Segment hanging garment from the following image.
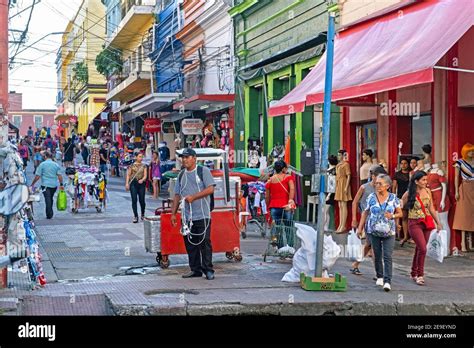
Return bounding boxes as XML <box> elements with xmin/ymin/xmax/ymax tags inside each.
<box><xmin>254</xmin><ymin>192</ymin><xmax>261</xmax><ymax>208</ymax></box>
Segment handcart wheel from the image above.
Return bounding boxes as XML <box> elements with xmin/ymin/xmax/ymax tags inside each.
<box><xmin>225</xmin><ymin>252</ymin><xmax>234</xmax><ymax>260</ymax></box>
<box><xmin>234</xmin><ymin>254</ymin><xmax>243</xmax><ymax>262</ymax></box>
<box><xmin>160</xmin><ymin>255</ymin><xmax>170</xmax><ymax>269</ymax></box>
<box><xmin>156</xmin><ymin>252</ymin><xmax>162</xmax><ymax>263</ymax></box>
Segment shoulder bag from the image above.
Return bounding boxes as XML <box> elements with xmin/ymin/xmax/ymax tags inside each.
<box><xmin>416</xmin><ymin>195</ymin><xmax>436</xmax><ymax>230</ymax></box>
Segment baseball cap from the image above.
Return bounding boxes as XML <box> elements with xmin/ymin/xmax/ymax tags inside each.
<box><xmin>179</xmin><ymin>148</ymin><xmax>197</xmax><ymax>157</ymax></box>
<box><xmin>369</xmin><ymin>164</ymin><xmax>386</xmax><ymax>176</ymax></box>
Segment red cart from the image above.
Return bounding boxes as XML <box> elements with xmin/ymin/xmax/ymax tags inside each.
<box><xmin>151</xmin><ymin>149</ymin><xmax>243</xmax><ymax>269</ymax></box>
<box><xmin>156</xmin><ymin>209</ymin><xmax>242</xmax><ymax>268</ymax></box>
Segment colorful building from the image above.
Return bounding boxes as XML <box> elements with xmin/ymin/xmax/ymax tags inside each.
<box><xmin>270</xmin><ymin>0</ymin><xmax>474</xmax><ymax>246</ymax></box>
<box><xmin>101</xmin><ymin>0</ymin><xmax>156</xmax><ymax>139</ymax></box>
<box><xmin>56</xmin><ymin>0</ymin><xmax>108</xmax><ymax>136</ymax></box>
<box><xmin>172</xmin><ymin>0</ymin><xmax>235</xmax><ymax>157</ymax></box>
<box><xmin>230</xmin><ymin>0</ymin><xmax>335</xmax><ymax>169</ymax></box>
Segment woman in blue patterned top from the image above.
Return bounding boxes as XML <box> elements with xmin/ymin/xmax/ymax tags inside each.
<box><xmin>358</xmin><ymin>174</ymin><xmax>403</xmax><ymax>292</ymax></box>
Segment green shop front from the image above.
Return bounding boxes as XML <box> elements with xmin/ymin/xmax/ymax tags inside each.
<box><xmin>231</xmin><ymin>0</ymin><xmax>341</xmax><ymax>222</ymax></box>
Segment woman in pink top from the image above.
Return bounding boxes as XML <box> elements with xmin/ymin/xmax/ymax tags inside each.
<box><xmin>18</xmin><ymin>140</ymin><xmax>29</xmax><ymax>169</ymax></box>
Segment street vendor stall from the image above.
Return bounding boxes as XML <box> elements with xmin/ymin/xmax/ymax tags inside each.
<box><xmin>65</xmin><ymin>165</ymin><xmax>107</xmax><ymax>213</ymax></box>
<box><xmin>144</xmin><ymin>149</ymin><xmax>243</xmax><ymax>268</ymax></box>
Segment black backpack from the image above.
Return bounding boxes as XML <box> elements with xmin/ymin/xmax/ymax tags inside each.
<box><xmin>178</xmin><ymin>166</ymin><xmax>214</xmax><ymax>211</ymax></box>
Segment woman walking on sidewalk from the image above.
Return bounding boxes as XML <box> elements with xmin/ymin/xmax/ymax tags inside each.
<box><xmin>150</xmin><ymin>151</ymin><xmax>161</xmax><ymax>199</ymax></box>
<box><xmin>358</xmin><ymin>174</ymin><xmax>402</xmax><ymax>292</ymax></box>
<box><xmin>402</xmin><ymin>171</ymin><xmax>443</xmax><ymax>286</ymax></box>
<box><xmin>126</xmin><ymin>153</ymin><xmax>148</xmax><ymax>223</ymax></box>
<box><xmin>350</xmin><ymin>165</ymin><xmax>387</xmax><ymax>275</ymax></box>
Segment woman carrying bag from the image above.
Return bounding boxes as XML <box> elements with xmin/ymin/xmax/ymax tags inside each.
<box><xmin>402</xmin><ymin>171</ymin><xmax>443</xmax><ymax>286</ymax></box>
<box><xmin>265</xmin><ymin>160</ymin><xmax>295</xmax><ymax>247</ymax></box>
<box><xmin>358</xmin><ymin>174</ymin><xmax>402</xmax><ymax>292</ymax></box>
<box><xmin>125</xmin><ymin>153</ymin><xmax>148</xmax><ymax>223</ymax></box>
<box><xmin>265</xmin><ymin>160</ymin><xmax>296</xmax><ymax>222</ymax></box>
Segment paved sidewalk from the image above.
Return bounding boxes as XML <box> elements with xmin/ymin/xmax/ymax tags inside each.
<box><xmin>1</xmin><ymin>162</ymin><xmax>474</xmax><ymax>316</ymax></box>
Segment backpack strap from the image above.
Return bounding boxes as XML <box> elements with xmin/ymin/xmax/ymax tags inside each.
<box><xmin>177</xmin><ymin>169</ymin><xmax>185</xmax><ymax>191</ymax></box>
<box><xmin>197</xmin><ymin>165</ymin><xmax>205</xmax><ymax>189</ymax></box>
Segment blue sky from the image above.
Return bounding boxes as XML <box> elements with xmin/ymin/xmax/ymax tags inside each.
<box><xmin>8</xmin><ymin>0</ymin><xmax>82</xmax><ymax>109</ymax></box>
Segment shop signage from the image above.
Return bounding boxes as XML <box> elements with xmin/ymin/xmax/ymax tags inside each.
<box><xmin>181</xmin><ymin>119</ymin><xmax>203</xmax><ymax>135</ymax></box>
<box><xmin>336</xmin><ymin>95</ymin><xmax>378</xmax><ymax>107</ymax></box>
<box><xmin>144</xmin><ymin>118</ymin><xmax>162</xmax><ymax>133</ymax></box>
<box><xmin>110</xmin><ymin>113</ymin><xmax>120</xmax><ymax>122</ymax></box>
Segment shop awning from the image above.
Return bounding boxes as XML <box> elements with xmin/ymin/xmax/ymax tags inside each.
<box><xmin>269</xmin><ymin>0</ymin><xmax>474</xmax><ymax>117</ymax></box>
<box><xmin>173</xmin><ymin>94</ymin><xmax>235</xmax><ymax>112</ymax></box>
<box><xmin>130</xmin><ymin>93</ymin><xmax>181</xmax><ymax>113</ymax></box>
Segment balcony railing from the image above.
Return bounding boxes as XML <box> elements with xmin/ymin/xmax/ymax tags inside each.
<box><xmin>121</xmin><ymin>0</ymin><xmax>144</xmax><ymax>18</ymax></box>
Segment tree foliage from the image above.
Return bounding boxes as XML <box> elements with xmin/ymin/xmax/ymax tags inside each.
<box><xmin>95</xmin><ymin>47</ymin><xmax>123</xmax><ymax>78</ymax></box>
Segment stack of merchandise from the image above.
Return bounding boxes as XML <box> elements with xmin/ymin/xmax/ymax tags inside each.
<box><xmin>241</xmin><ymin>182</ymin><xmax>268</xmax><ymax>219</ymax></box>
<box><xmin>72</xmin><ymin>165</ymin><xmax>107</xmax><ymax>208</ymax></box>
<box><xmin>89</xmin><ymin>145</ymin><xmax>100</xmax><ymax>168</ymax></box>
<box><xmin>0</xmin><ymin>141</ymin><xmax>45</xmax><ymax>289</ymax></box>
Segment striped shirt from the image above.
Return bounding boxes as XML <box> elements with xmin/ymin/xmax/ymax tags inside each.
<box><xmin>454</xmin><ymin>159</ymin><xmax>474</xmax><ymax>181</ymax></box>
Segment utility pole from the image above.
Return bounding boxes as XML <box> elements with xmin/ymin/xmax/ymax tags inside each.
<box><xmin>315</xmin><ymin>6</ymin><xmax>337</xmax><ymax>277</ymax></box>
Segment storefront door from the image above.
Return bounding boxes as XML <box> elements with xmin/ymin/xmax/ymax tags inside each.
<box><xmin>356</xmin><ymin>122</ymin><xmax>377</xmax><ymax>168</ymax></box>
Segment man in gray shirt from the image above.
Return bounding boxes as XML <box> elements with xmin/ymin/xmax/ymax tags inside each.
<box><xmin>172</xmin><ymin>148</ymin><xmax>216</xmax><ymax>280</ymax></box>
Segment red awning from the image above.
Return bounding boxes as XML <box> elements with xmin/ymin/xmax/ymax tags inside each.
<box><xmin>269</xmin><ymin>0</ymin><xmax>474</xmax><ymax>117</ymax></box>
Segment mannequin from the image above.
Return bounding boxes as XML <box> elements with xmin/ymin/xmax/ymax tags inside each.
<box><xmin>422</xmin><ymin>144</ymin><xmax>433</xmax><ymax>165</ymax></box>
<box><xmin>335</xmin><ymin>149</ymin><xmax>352</xmax><ymax>233</ymax></box>
<box><xmin>427</xmin><ymin>162</ymin><xmax>451</xmax><ymax>255</ymax></box>
<box><xmin>453</xmin><ymin>143</ymin><xmax>474</xmax><ymax>254</ymax></box>
<box><xmin>359</xmin><ymin>149</ymin><xmax>373</xmax><ymax>185</ymax></box>
<box><xmin>324</xmin><ymin>155</ymin><xmax>338</xmax><ymax>232</ymax></box>
<box><xmin>378</xmin><ymin>158</ymin><xmax>388</xmax><ymax>173</ymax></box>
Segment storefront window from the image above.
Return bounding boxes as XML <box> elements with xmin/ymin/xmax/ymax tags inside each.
<box><xmin>412</xmin><ymin>114</ymin><xmax>432</xmax><ymax>155</ymax></box>
<box><xmin>356</xmin><ymin>122</ymin><xmax>377</xmax><ymax>162</ymax></box>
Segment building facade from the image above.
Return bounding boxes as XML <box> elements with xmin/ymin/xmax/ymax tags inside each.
<box><xmin>269</xmin><ymin>0</ymin><xmax>474</xmax><ymax>243</ymax></box>
<box><xmin>172</xmin><ymin>0</ymin><xmax>235</xmax><ymax>157</ymax></box>
<box><xmin>230</xmin><ymin>0</ymin><xmax>336</xmax><ymax>169</ymax></box>
<box><xmin>101</xmin><ymin>0</ymin><xmax>156</xmax><ymax>140</ymax></box>
<box><xmin>56</xmin><ymin>0</ymin><xmax>108</xmax><ymax>136</ymax></box>
<box><xmin>8</xmin><ymin>92</ymin><xmax>56</xmax><ymax>137</ymax></box>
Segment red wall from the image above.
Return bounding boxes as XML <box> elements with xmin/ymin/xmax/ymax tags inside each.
<box><xmin>7</xmin><ymin>112</ymin><xmax>57</xmax><ymax>137</ymax></box>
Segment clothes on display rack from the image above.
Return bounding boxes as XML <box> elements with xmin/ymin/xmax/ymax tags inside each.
<box><xmin>290</xmin><ymin>172</ymin><xmax>303</xmax><ymax>207</ymax></box>
<box><xmin>89</xmin><ymin>146</ymin><xmax>100</xmax><ymax>168</ymax></box>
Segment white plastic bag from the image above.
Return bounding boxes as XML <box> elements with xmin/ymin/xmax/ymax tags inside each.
<box><xmin>437</xmin><ymin>229</ymin><xmax>448</xmax><ymax>257</ymax></box>
<box><xmin>347</xmin><ymin>228</ymin><xmax>364</xmax><ymax>262</ymax></box>
<box><xmin>281</xmin><ymin>249</ymin><xmax>307</xmax><ymax>282</ymax></box>
<box><xmin>427</xmin><ymin>230</ymin><xmax>444</xmax><ymax>263</ymax></box>
<box><xmin>323</xmin><ymin>235</ymin><xmax>341</xmax><ymax>270</ymax></box>
<box><xmin>282</xmin><ymin>224</ymin><xmax>341</xmax><ymax>282</ymax></box>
